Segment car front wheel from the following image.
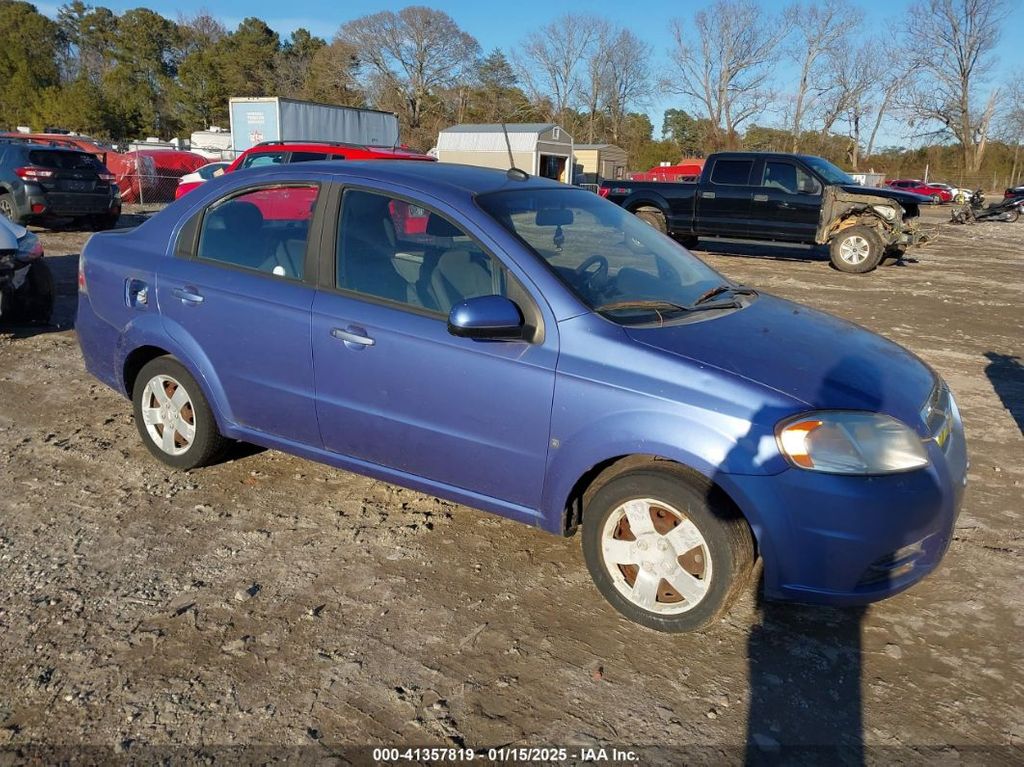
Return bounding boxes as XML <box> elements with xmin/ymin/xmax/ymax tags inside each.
<box><xmin>132</xmin><ymin>357</ymin><xmax>226</xmax><ymax>469</ymax></box>
<box><xmin>830</xmin><ymin>226</ymin><xmax>883</xmax><ymax>273</ymax></box>
<box><xmin>582</xmin><ymin>468</ymin><xmax>754</xmax><ymax>632</ymax></box>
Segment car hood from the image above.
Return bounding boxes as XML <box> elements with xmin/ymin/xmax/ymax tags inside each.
<box><xmin>625</xmin><ymin>294</ymin><xmax>936</xmax><ymax>429</ymax></box>
<box><xmin>838</xmin><ymin>184</ymin><xmax>931</xmax><ymax>207</ymax></box>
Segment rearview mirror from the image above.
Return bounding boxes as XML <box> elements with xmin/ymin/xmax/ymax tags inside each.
<box><xmin>536</xmin><ymin>208</ymin><xmax>574</xmax><ymax>226</ymax></box>
<box><xmin>447</xmin><ymin>295</ymin><xmax>525</xmax><ymax>340</ymax></box>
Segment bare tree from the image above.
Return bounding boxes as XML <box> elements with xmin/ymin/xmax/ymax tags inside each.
<box><xmin>338</xmin><ymin>7</ymin><xmax>480</xmax><ymax>131</ymax></box>
<box><xmin>514</xmin><ymin>14</ymin><xmax>599</xmax><ymax>124</ymax></box>
<box><xmin>602</xmin><ymin>28</ymin><xmax>652</xmax><ymax>144</ymax></box>
<box><xmin>664</xmin><ymin>0</ymin><xmax>786</xmax><ymax>148</ymax></box>
<box><xmin>905</xmin><ymin>0</ymin><xmax>1007</xmax><ymax>172</ymax></box>
<box><xmin>784</xmin><ymin>0</ymin><xmax>860</xmax><ymax>151</ymax></box>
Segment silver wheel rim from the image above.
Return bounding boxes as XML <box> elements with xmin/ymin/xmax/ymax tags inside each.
<box><xmin>838</xmin><ymin>235</ymin><xmax>871</xmax><ymax>264</ymax></box>
<box><xmin>0</xmin><ymin>198</ymin><xmax>13</xmax><ymax>218</ymax></box>
<box><xmin>140</xmin><ymin>374</ymin><xmax>196</xmax><ymax>456</ymax></box>
<box><xmin>600</xmin><ymin>498</ymin><xmax>712</xmax><ymax>615</ymax></box>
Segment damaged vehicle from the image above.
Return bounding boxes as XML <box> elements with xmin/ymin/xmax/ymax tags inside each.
<box><xmin>599</xmin><ymin>152</ymin><xmax>931</xmax><ymax>273</ymax></box>
<box><xmin>0</xmin><ymin>213</ymin><xmax>53</xmax><ymax>324</ymax></box>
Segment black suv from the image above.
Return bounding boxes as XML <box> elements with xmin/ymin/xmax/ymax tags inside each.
<box><xmin>0</xmin><ymin>142</ymin><xmax>121</xmax><ymax>230</ymax></box>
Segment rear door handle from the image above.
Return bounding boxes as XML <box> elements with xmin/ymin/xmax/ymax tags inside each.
<box><xmin>172</xmin><ymin>287</ymin><xmax>204</xmax><ymax>305</ymax></box>
<box><xmin>753</xmin><ymin>194</ymin><xmax>768</xmax><ymax>202</ymax></box>
<box><xmin>700</xmin><ymin>191</ymin><xmax>716</xmax><ymax>199</ymax></box>
<box><xmin>331</xmin><ymin>326</ymin><xmax>375</xmax><ymax>347</ymax></box>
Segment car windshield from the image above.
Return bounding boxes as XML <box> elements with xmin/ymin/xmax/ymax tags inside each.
<box><xmin>28</xmin><ymin>150</ymin><xmax>104</xmax><ymax>171</ymax></box>
<box><xmin>477</xmin><ymin>187</ymin><xmax>729</xmax><ymax>324</ymax></box>
<box><xmin>800</xmin><ymin>156</ymin><xmax>856</xmax><ymax>186</ymax></box>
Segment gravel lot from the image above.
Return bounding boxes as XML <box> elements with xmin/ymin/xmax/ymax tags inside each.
<box><xmin>0</xmin><ymin>205</ymin><xmax>1022</xmax><ymax>761</ymax></box>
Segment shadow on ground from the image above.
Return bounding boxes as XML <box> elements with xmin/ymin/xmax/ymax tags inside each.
<box><xmin>983</xmin><ymin>352</ymin><xmax>1024</xmax><ymax>437</ymax></box>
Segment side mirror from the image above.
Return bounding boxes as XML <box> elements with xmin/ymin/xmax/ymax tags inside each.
<box><xmin>447</xmin><ymin>295</ymin><xmax>525</xmax><ymax>340</ymax></box>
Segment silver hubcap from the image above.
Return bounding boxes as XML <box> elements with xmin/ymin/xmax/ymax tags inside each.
<box><xmin>600</xmin><ymin>498</ymin><xmax>712</xmax><ymax>615</ymax></box>
<box><xmin>838</xmin><ymin>235</ymin><xmax>871</xmax><ymax>264</ymax></box>
<box><xmin>140</xmin><ymin>374</ymin><xmax>196</xmax><ymax>455</ymax></box>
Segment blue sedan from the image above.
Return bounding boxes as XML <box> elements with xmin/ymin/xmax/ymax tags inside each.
<box><xmin>76</xmin><ymin>161</ymin><xmax>967</xmax><ymax>632</ymax></box>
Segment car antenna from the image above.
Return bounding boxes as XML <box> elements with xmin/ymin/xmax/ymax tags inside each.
<box><xmin>502</xmin><ymin>123</ymin><xmax>529</xmax><ymax>181</ymax></box>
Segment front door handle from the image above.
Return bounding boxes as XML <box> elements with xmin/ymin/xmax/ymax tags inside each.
<box><xmin>172</xmin><ymin>287</ymin><xmax>204</xmax><ymax>305</ymax></box>
<box><xmin>331</xmin><ymin>326</ymin><xmax>375</xmax><ymax>347</ymax></box>
<box><xmin>753</xmin><ymin>194</ymin><xmax>769</xmax><ymax>202</ymax></box>
<box><xmin>700</xmin><ymin>191</ymin><xmax>716</xmax><ymax>199</ymax></box>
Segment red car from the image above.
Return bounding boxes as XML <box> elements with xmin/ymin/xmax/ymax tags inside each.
<box><xmin>174</xmin><ymin>140</ymin><xmax>436</xmax><ymax>202</ymax></box>
<box><xmin>885</xmin><ymin>179</ymin><xmax>952</xmax><ymax>204</ymax></box>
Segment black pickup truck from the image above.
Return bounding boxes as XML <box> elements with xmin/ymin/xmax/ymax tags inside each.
<box><xmin>599</xmin><ymin>152</ymin><xmax>931</xmax><ymax>273</ymax></box>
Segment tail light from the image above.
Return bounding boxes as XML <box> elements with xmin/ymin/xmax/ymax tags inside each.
<box><xmin>77</xmin><ymin>255</ymin><xmax>87</xmax><ymax>293</ymax></box>
<box><xmin>14</xmin><ymin>166</ymin><xmax>56</xmax><ymax>181</ymax></box>
<box><xmin>597</xmin><ymin>187</ymin><xmax>610</xmax><ymax>198</ymax></box>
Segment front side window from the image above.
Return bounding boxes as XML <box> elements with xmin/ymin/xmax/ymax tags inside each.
<box><xmin>763</xmin><ymin>162</ymin><xmax>820</xmax><ymax>194</ymax></box>
<box><xmin>336</xmin><ymin>189</ymin><xmax>508</xmax><ymax>314</ymax></box>
<box><xmin>196</xmin><ymin>185</ymin><xmax>318</xmax><ymax>279</ymax></box>
<box><xmin>478</xmin><ymin>188</ymin><xmax>726</xmax><ymax>324</ymax></box>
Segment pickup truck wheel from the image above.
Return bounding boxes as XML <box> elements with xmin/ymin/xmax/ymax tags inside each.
<box><xmin>830</xmin><ymin>226</ymin><xmax>883</xmax><ymax>273</ymax></box>
<box><xmin>132</xmin><ymin>357</ymin><xmax>227</xmax><ymax>470</ymax></box>
<box><xmin>635</xmin><ymin>208</ymin><xmax>667</xmax><ymax>234</ymax></box>
<box><xmin>581</xmin><ymin>468</ymin><xmax>754</xmax><ymax>633</ymax></box>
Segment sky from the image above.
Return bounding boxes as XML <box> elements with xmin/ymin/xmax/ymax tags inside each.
<box><xmin>33</xmin><ymin>0</ymin><xmax>1024</xmax><ymax>149</ymax></box>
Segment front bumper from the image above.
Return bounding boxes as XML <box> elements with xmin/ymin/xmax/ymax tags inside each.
<box><xmin>721</xmin><ymin>415</ymin><xmax>967</xmax><ymax>606</ymax></box>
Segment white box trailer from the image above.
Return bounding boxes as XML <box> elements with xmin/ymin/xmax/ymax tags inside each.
<box><xmin>228</xmin><ymin>98</ymin><xmax>401</xmax><ymax>153</ymax></box>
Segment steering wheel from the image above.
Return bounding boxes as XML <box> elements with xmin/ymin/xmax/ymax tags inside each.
<box><xmin>574</xmin><ymin>254</ymin><xmax>609</xmax><ymax>291</ymax></box>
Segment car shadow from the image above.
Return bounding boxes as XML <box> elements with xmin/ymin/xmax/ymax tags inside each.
<box><xmin>983</xmin><ymin>352</ymin><xmax>1024</xmax><ymax>437</ymax></box>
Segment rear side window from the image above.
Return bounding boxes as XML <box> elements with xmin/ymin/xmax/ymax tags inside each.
<box><xmin>27</xmin><ymin>150</ymin><xmax>103</xmax><ymax>171</ymax></box>
<box><xmin>289</xmin><ymin>152</ymin><xmax>330</xmax><ymax>163</ymax></box>
<box><xmin>241</xmin><ymin>151</ymin><xmax>285</xmax><ymax>169</ymax></box>
<box><xmin>710</xmin><ymin>160</ymin><xmax>753</xmax><ymax>186</ymax></box>
<box><xmin>195</xmin><ymin>185</ymin><xmax>319</xmax><ymax>279</ymax></box>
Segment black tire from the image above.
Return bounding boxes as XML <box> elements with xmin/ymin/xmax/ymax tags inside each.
<box><xmin>829</xmin><ymin>225</ymin><xmax>883</xmax><ymax>273</ymax></box>
<box><xmin>132</xmin><ymin>356</ymin><xmax>227</xmax><ymax>470</ymax></box>
<box><xmin>581</xmin><ymin>467</ymin><xmax>754</xmax><ymax>633</ymax></box>
<box><xmin>8</xmin><ymin>260</ymin><xmax>54</xmax><ymax>324</ymax></box>
<box><xmin>634</xmin><ymin>207</ymin><xmax>668</xmax><ymax>234</ymax></box>
<box><xmin>0</xmin><ymin>193</ymin><xmax>21</xmax><ymax>224</ymax></box>
<box><xmin>1003</xmin><ymin>209</ymin><xmax>1020</xmax><ymax>224</ymax></box>
<box><xmin>675</xmin><ymin>235</ymin><xmax>699</xmax><ymax>250</ymax></box>
<box><xmin>930</xmin><ymin>193</ymin><xmax>941</xmax><ymax>205</ymax></box>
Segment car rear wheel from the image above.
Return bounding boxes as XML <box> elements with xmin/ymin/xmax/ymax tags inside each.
<box><xmin>132</xmin><ymin>357</ymin><xmax>227</xmax><ymax>470</ymax></box>
<box><xmin>830</xmin><ymin>226</ymin><xmax>883</xmax><ymax>273</ymax></box>
<box><xmin>91</xmin><ymin>212</ymin><xmax>120</xmax><ymax>231</ymax></box>
<box><xmin>5</xmin><ymin>261</ymin><xmax>54</xmax><ymax>324</ymax></box>
<box><xmin>931</xmin><ymin>193</ymin><xmax>941</xmax><ymax>205</ymax></box>
<box><xmin>0</xmin><ymin>193</ymin><xmax>20</xmax><ymax>224</ymax></box>
<box><xmin>581</xmin><ymin>468</ymin><xmax>754</xmax><ymax>632</ymax></box>
<box><xmin>634</xmin><ymin>207</ymin><xmax>667</xmax><ymax>234</ymax></box>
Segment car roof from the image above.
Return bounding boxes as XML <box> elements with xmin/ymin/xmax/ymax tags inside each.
<box><xmin>242</xmin><ymin>141</ymin><xmax>429</xmax><ymax>159</ymax></box>
<box><xmin>234</xmin><ymin>160</ymin><xmax>570</xmax><ymax>197</ymax></box>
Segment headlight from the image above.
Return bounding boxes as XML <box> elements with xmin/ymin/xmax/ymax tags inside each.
<box><xmin>776</xmin><ymin>411</ymin><xmax>929</xmax><ymax>474</ymax></box>
<box><xmin>872</xmin><ymin>205</ymin><xmax>897</xmax><ymax>221</ymax></box>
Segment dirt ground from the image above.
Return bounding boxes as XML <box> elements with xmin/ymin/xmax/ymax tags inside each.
<box><xmin>0</xmin><ymin>204</ymin><xmax>1022</xmax><ymax>763</ymax></box>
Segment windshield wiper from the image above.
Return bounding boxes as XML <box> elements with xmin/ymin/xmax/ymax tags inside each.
<box><xmin>693</xmin><ymin>284</ymin><xmax>757</xmax><ymax>305</ymax></box>
<box><xmin>596</xmin><ymin>300</ymin><xmax>690</xmax><ymax>314</ymax></box>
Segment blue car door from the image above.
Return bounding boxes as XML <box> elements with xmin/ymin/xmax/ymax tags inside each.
<box><xmin>310</xmin><ymin>186</ymin><xmax>558</xmax><ymax>511</ymax></box>
<box><xmin>158</xmin><ymin>182</ymin><xmax>323</xmax><ymax>445</ymax></box>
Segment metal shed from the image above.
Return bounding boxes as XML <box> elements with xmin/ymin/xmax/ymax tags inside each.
<box><xmin>574</xmin><ymin>144</ymin><xmax>628</xmax><ymax>183</ymax></box>
<box><xmin>436</xmin><ymin>123</ymin><xmax>574</xmax><ymax>183</ymax></box>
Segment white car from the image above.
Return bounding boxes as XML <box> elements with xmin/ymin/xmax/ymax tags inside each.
<box><xmin>0</xmin><ymin>214</ymin><xmax>52</xmax><ymax>323</ymax></box>
<box><xmin>931</xmin><ymin>183</ymin><xmax>969</xmax><ymax>204</ymax></box>
<box><xmin>174</xmin><ymin>162</ymin><xmax>230</xmax><ymax>199</ymax></box>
